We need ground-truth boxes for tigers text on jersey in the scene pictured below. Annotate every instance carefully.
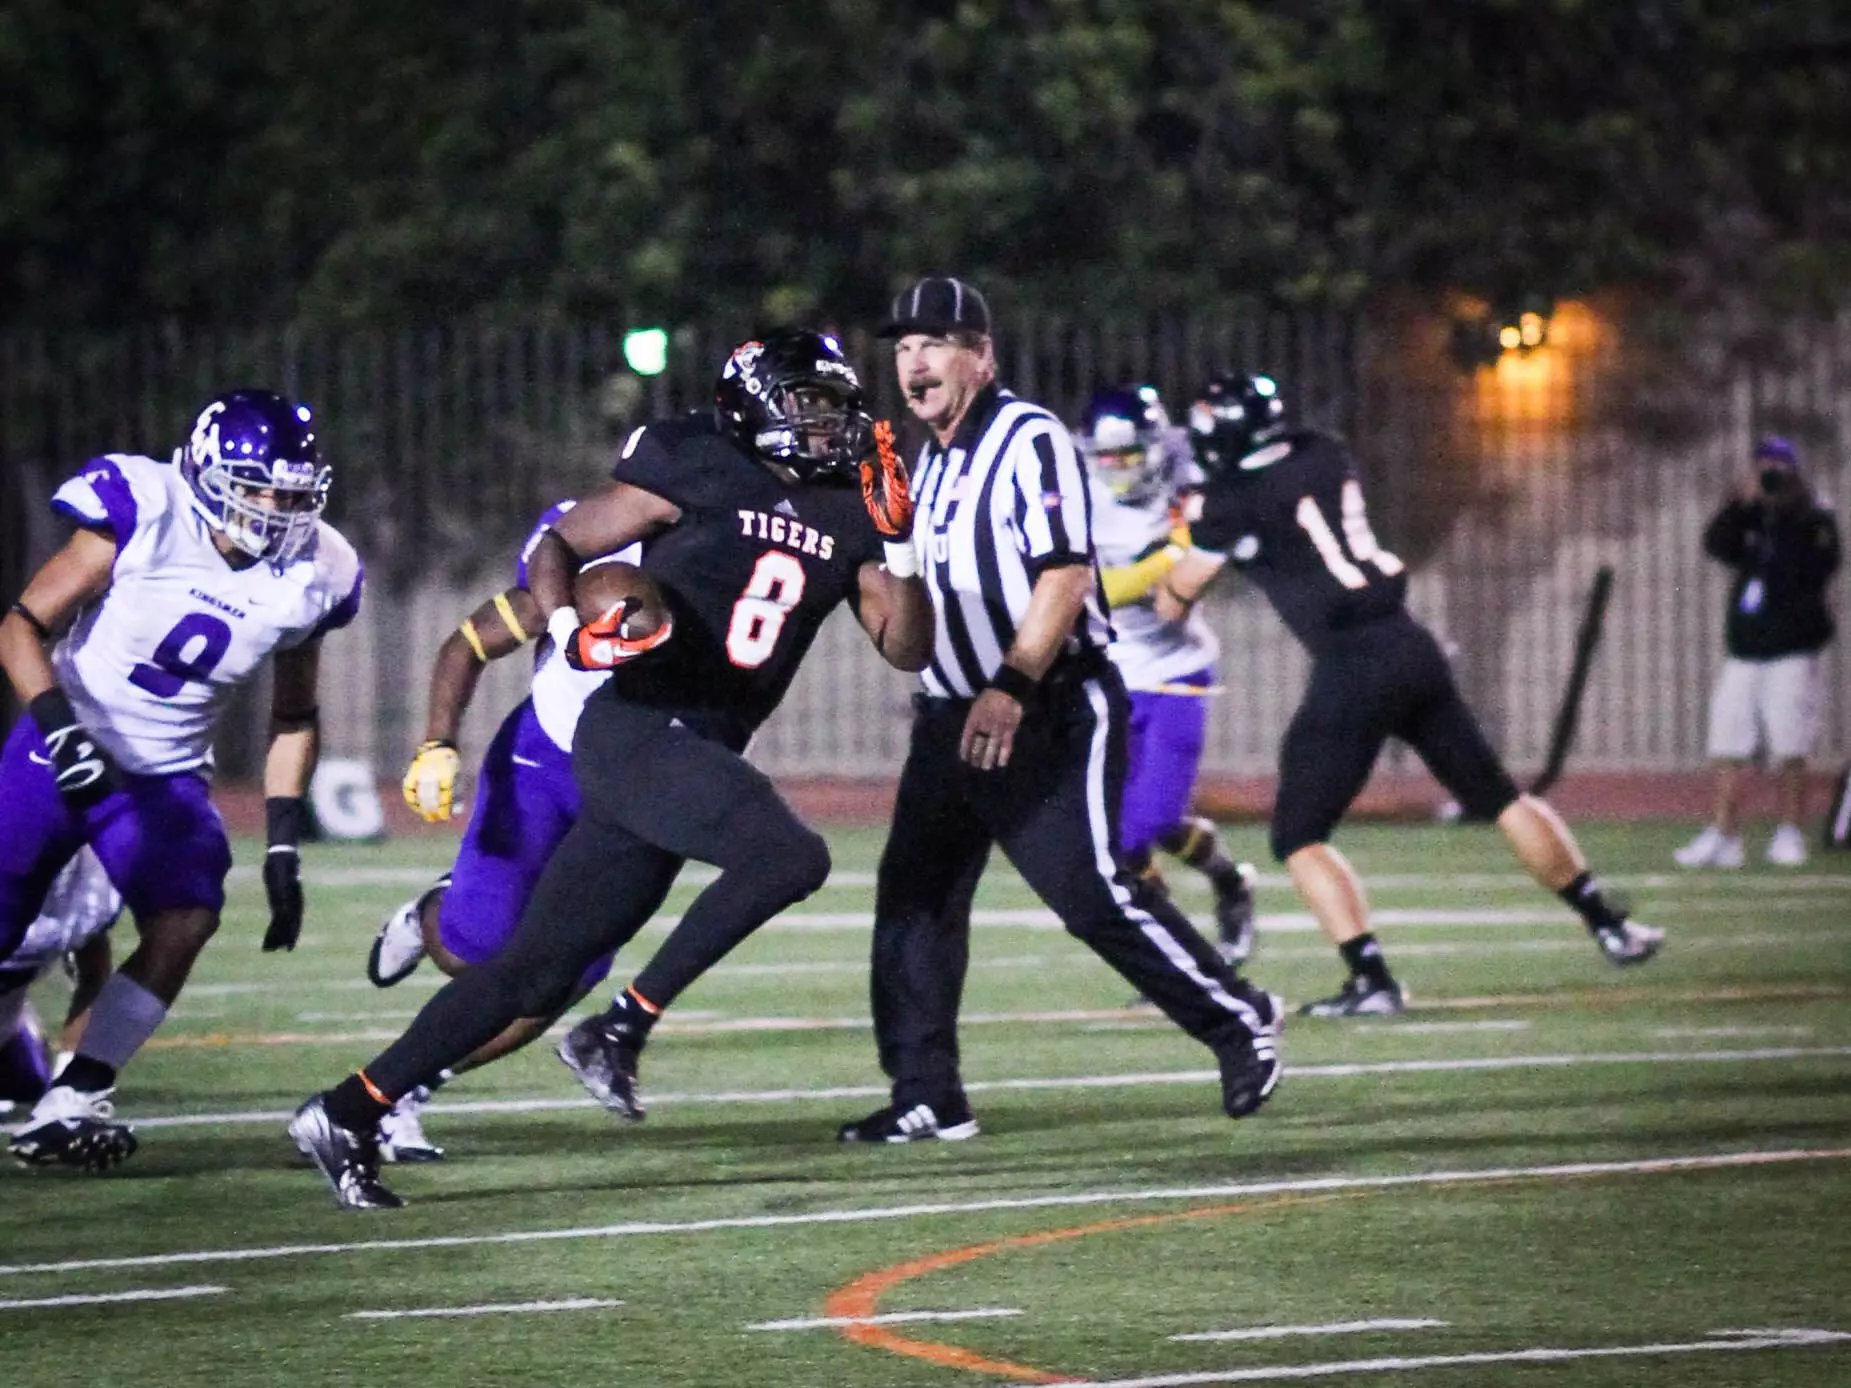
[2,848,121,977]
[1088,471,1219,690]
[597,414,885,746]
[49,454,364,774]
[516,501,635,753]
[1191,430,1407,652]
[904,384,1111,698]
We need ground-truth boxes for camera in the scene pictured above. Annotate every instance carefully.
[1759,466,1794,497]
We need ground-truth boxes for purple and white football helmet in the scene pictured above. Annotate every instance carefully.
[178,389,330,562]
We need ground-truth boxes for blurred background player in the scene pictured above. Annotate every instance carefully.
[0,388,361,1167]
[364,504,641,1161]
[1159,373,1662,1017]
[0,848,119,1119]
[1077,383,1257,968]
[1674,436,1840,869]
[291,329,932,1208]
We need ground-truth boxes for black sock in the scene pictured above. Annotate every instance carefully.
[1339,933,1394,987]
[1559,871,1623,931]
[324,1071,394,1133]
[600,988,659,1051]
[57,1055,117,1094]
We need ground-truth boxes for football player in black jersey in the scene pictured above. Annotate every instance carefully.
[1157,374,1664,1018]
[290,330,932,1208]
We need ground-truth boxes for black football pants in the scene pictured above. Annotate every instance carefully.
[869,662,1273,1110]
[360,696,831,1100]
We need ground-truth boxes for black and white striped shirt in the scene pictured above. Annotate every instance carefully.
[905,384,1112,699]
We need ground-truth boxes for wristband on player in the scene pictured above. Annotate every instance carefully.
[987,663,1039,704]
[546,606,580,652]
[882,539,920,579]
[266,795,310,851]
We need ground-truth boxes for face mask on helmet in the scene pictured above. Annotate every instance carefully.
[179,390,331,563]
[716,331,873,483]
[1079,385,1170,502]
[1188,374,1287,475]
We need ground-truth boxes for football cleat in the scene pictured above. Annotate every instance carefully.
[1594,919,1665,967]
[556,1017,646,1122]
[367,874,448,987]
[1215,1031,1282,1119]
[1766,823,1809,867]
[289,1095,403,1210]
[378,1085,445,1163]
[837,1098,980,1144]
[1673,826,1744,870]
[8,1085,138,1171]
[1215,862,1260,968]
[1298,975,1408,1018]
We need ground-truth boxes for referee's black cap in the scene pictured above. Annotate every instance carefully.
[877,276,991,339]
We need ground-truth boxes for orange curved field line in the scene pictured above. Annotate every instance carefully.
[819,1193,1356,1382]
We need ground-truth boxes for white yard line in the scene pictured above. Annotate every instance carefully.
[0,1285,226,1310]
[1068,1327,1851,1385]
[1173,1318,1447,1343]
[15,1044,1848,1136]
[1,1147,1845,1281]
[748,1308,1022,1331]
[347,1297,621,1320]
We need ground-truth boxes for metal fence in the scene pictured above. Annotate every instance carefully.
[3,306,1846,781]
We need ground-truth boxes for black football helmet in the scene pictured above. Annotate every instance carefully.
[1187,374,1288,476]
[714,329,872,483]
[1077,384,1172,504]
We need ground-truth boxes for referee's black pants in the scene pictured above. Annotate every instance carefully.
[869,660,1274,1110]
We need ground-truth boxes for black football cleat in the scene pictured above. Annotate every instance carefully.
[1298,975,1408,1018]
[1595,919,1665,966]
[1215,1031,1282,1120]
[289,1095,403,1210]
[556,1017,646,1121]
[8,1086,138,1171]
[837,1098,980,1144]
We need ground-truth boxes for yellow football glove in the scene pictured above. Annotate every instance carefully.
[402,739,461,822]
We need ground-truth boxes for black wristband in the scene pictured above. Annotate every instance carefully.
[266,796,309,850]
[987,663,1039,704]
[27,686,82,737]
[10,600,52,640]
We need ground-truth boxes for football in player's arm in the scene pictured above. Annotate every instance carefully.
[292,330,931,1209]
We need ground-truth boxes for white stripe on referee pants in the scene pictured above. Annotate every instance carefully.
[1080,679,1257,1028]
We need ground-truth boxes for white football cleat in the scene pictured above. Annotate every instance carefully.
[8,1084,138,1171]
[1766,823,1809,867]
[1673,826,1744,870]
[367,875,447,987]
[379,1084,445,1163]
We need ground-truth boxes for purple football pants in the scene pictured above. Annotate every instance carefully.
[439,700,614,990]
[1119,669,1214,859]
[0,715,230,961]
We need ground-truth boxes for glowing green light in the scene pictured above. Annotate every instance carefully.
[623,327,669,376]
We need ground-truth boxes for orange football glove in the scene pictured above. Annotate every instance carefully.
[860,419,914,538]
[560,598,674,672]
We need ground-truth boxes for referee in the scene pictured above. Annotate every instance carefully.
[838,276,1284,1143]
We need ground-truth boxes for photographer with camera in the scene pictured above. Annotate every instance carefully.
[1676,437,1840,869]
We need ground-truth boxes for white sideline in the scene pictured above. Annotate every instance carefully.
[0,1285,227,1310]
[1068,1327,1851,1385]
[748,1308,1022,1331]
[1,1147,1845,1281]
[1173,1319,1447,1343]
[12,1044,1850,1135]
[347,1297,621,1319]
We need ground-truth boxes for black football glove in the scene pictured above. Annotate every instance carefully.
[28,687,120,811]
[262,796,308,952]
